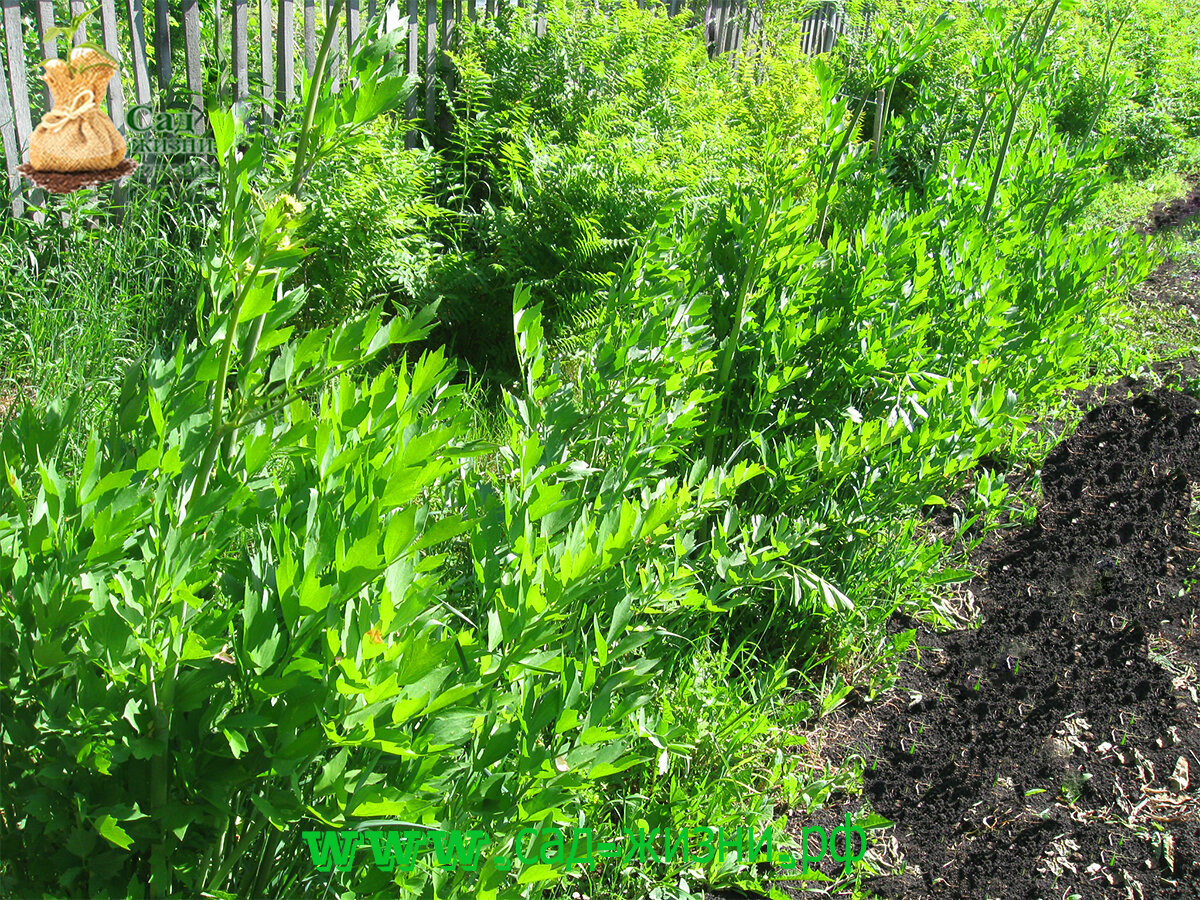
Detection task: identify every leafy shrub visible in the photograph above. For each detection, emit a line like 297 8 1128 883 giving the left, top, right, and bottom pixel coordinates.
582 59 1159 657
288 122 442 328
1053 69 1113 142
422 0 822 373
0 5 1170 900
732 31 824 152
0 15 805 900
1104 99 1182 177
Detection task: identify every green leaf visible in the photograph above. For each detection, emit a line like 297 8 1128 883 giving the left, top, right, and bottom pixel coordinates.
856 814 893 829
422 709 477 749
477 720 520 769
516 863 561 885
223 729 249 759
96 815 134 851
929 568 973 585
147 387 165 438
77 41 120 67
237 282 276 322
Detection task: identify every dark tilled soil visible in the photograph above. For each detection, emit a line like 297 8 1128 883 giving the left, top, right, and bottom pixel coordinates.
706 386 1200 900
1136 177 1200 236
847 388 1200 899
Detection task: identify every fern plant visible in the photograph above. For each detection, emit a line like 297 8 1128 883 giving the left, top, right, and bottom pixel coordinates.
439 46 503 230
289 122 442 328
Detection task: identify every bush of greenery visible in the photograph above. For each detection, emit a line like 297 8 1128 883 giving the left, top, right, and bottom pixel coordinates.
1104 98 1182 177
293 0 831 377
0 4 1166 900
0 12 799 899
286 123 443 329
837 0 1200 187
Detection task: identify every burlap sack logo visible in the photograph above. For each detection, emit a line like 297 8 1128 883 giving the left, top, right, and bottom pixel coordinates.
17 4 138 194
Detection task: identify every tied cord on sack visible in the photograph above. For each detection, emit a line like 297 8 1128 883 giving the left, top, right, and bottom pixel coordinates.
42 89 99 133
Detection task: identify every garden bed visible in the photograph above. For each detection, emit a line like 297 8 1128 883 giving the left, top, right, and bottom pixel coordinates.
849 384 1200 899
759 383 1200 900
733 190 1200 900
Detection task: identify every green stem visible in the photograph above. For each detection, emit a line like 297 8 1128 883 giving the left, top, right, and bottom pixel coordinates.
291 0 347 196
882 74 896 136
816 91 871 244
147 664 174 896
233 358 362 434
193 252 266 505
963 90 996 171
981 0 1061 224
231 0 342 471
929 91 956 178
222 282 277 471
703 187 777 463
1080 14 1128 154
205 813 270 894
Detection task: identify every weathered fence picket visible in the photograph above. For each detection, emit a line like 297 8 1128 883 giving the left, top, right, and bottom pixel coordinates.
278 0 296 107
154 0 171 90
2 0 32 169
233 0 248 100
1 0 875 219
128 0 153 115
260 0 274 122
35 0 55 105
182 0 203 104
0 5 20 217
304 0 316 74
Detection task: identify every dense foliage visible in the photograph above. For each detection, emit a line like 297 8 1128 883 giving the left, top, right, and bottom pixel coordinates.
0 1 1181 898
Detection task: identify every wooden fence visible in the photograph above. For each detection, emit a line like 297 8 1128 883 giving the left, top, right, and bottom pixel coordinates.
0 0 871 218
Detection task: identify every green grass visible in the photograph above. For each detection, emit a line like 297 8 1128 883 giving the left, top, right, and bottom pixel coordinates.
1108 212 1200 367
1081 169 1191 229
0 167 213 462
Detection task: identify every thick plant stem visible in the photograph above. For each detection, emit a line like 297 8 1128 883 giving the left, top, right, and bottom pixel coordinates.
194 253 265 503
1080 16 1127 153
205 812 269 893
291 0 347 196
150 249 261 899
147 665 173 896
981 0 1061 224
223 284 277 470
963 91 996 171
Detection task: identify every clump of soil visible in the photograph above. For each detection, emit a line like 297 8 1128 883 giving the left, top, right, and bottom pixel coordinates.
799 388 1200 900
17 159 138 194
